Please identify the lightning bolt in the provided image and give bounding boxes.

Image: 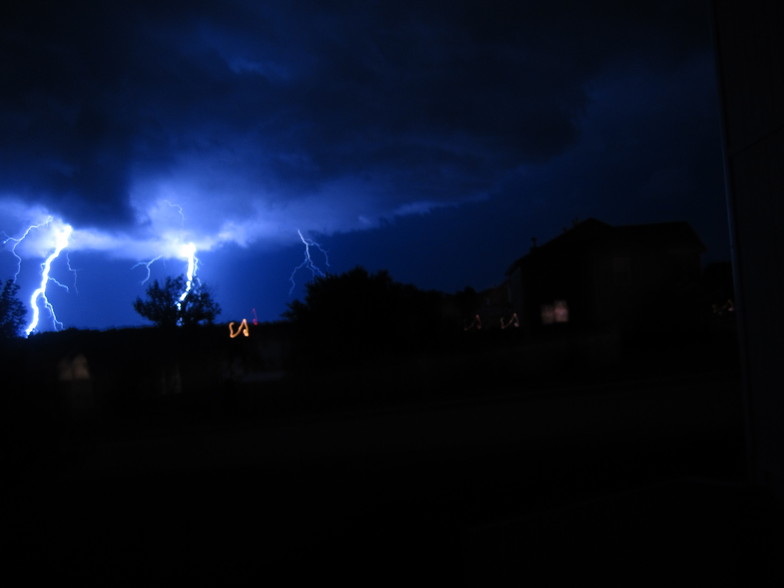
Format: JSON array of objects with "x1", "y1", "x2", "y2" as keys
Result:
[
  {"x1": 161, "y1": 199, "x2": 187, "y2": 229},
  {"x1": 289, "y1": 229, "x2": 329, "y2": 296},
  {"x1": 64, "y1": 252, "x2": 79, "y2": 294},
  {"x1": 179, "y1": 242, "x2": 198, "y2": 296},
  {"x1": 1, "y1": 215, "x2": 55, "y2": 281},
  {"x1": 25, "y1": 223, "x2": 74, "y2": 337},
  {"x1": 132, "y1": 255, "x2": 163, "y2": 284},
  {"x1": 176, "y1": 242, "x2": 198, "y2": 325}
]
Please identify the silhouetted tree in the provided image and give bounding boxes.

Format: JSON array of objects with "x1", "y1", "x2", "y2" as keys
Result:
[
  {"x1": 0, "y1": 279, "x2": 26, "y2": 339},
  {"x1": 133, "y1": 276, "x2": 221, "y2": 328},
  {"x1": 284, "y1": 266, "x2": 448, "y2": 366}
]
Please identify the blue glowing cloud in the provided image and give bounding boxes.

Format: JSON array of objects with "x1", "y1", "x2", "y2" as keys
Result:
[{"x1": 0, "y1": 1, "x2": 727, "y2": 332}]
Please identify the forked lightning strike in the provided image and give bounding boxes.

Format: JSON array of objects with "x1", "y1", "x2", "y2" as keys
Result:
[
  {"x1": 131, "y1": 200, "x2": 199, "y2": 323},
  {"x1": 2, "y1": 216, "x2": 54, "y2": 281},
  {"x1": 25, "y1": 223, "x2": 74, "y2": 337},
  {"x1": 289, "y1": 229, "x2": 329, "y2": 296},
  {"x1": 133, "y1": 255, "x2": 162, "y2": 284}
]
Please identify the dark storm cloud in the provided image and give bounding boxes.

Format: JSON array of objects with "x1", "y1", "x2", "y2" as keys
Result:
[{"x1": 1, "y1": 0, "x2": 713, "y2": 236}]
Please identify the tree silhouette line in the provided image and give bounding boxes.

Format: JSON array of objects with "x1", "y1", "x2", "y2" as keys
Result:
[{"x1": 133, "y1": 276, "x2": 221, "y2": 328}]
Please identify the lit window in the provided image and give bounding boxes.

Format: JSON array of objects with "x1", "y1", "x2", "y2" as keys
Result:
[
  {"x1": 554, "y1": 300, "x2": 569, "y2": 323},
  {"x1": 542, "y1": 300, "x2": 569, "y2": 324}
]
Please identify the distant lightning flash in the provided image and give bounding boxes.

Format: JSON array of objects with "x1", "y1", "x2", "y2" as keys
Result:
[
  {"x1": 289, "y1": 230, "x2": 329, "y2": 296},
  {"x1": 24, "y1": 223, "x2": 74, "y2": 337}
]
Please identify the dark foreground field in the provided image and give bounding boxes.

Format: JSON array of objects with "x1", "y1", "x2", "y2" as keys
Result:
[{"x1": 2, "y1": 334, "x2": 782, "y2": 586}]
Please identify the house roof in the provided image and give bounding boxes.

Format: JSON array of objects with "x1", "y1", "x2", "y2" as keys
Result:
[
  {"x1": 613, "y1": 222, "x2": 706, "y2": 252},
  {"x1": 506, "y1": 218, "x2": 705, "y2": 275}
]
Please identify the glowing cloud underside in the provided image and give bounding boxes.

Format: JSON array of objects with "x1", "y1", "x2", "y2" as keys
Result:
[{"x1": 25, "y1": 224, "x2": 73, "y2": 337}]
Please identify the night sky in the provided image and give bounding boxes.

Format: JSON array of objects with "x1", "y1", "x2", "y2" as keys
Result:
[{"x1": 1, "y1": 0, "x2": 729, "y2": 333}]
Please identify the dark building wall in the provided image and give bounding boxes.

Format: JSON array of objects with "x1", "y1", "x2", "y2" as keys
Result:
[
  {"x1": 713, "y1": 0, "x2": 784, "y2": 495},
  {"x1": 508, "y1": 222, "x2": 704, "y2": 334}
]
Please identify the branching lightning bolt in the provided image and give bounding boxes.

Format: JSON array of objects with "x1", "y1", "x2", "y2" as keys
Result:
[
  {"x1": 162, "y1": 200, "x2": 186, "y2": 226},
  {"x1": 132, "y1": 255, "x2": 162, "y2": 284},
  {"x1": 131, "y1": 201, "x2": 200, "y2": 326},
  {"x1": 289, "y1": 229, "x2": 329, "y2": 296},
  {"x1": 24, "y1": 224, "x2": 74, "y2": 337},
  {"x1": 3, "y1": 217, "x2": 75, "y2": 336},
  {"x1": 64, "y1": 252, "x2": 79, "y2": 294},
  {"x1": 2, "y1": 216, "x2": 54, "y2": 282}
]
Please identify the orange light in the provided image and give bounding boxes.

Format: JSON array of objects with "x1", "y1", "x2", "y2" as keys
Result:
[{"x1": 229, "y1": 318, "x2": 250, "y2": 338}]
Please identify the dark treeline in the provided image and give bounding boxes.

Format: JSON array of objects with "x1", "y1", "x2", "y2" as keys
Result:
[
  {"x1": 283, "y1": 266, "x2": 479, "y2": 368},
  {"x1": 0, "y1": 262, "x2": 740, "y2": 427}
]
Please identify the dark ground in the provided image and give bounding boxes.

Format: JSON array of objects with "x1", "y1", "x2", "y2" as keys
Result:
[{"x1": 2, "y1": 329, "x2": 783, "y2": 586}]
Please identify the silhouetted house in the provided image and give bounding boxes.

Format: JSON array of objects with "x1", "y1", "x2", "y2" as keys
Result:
[{"x1": 506, "y1": 218, "x2": 706, "y2": 334}]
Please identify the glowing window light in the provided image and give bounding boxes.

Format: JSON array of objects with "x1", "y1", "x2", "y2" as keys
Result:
[
  {"x1": 554, "y1": 300, "x2": 569, "y2": 323},
  {"x1": 541, "y1": 300, "x2": 569, "y2": 325}
]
